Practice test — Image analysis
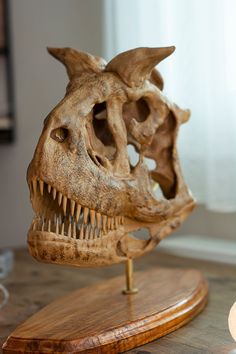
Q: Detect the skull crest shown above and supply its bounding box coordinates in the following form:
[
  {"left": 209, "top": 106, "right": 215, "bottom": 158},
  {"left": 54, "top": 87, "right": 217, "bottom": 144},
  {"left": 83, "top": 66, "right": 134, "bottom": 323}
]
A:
[{"left": 27, "top": 46, "right": 195, "bottom": 267}]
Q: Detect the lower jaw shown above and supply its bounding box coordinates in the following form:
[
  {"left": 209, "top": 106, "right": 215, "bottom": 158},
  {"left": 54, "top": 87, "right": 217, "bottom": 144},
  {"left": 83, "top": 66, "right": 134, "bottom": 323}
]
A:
[{"left": 27, "top": 229, "right": 128, "bottom": 267}]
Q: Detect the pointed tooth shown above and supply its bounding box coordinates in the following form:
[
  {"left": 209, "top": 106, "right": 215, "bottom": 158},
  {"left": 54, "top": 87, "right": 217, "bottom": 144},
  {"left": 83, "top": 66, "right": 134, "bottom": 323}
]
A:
[
  {"left": 53, "top": 188, "right": 57, "bottom": 200},
  {"left": 33, "top": 223, "right": 36, "bottom": 231},
  {"left": 85, "top": 225, "right": 89, "bottom": 240},
  {"left": 111, "top": 217, "right": 114, "bottom": 230},
  {"left": 115, "top": 216, "right": 119, "bottom": 229},
  {"left": 41, "top": 219, "right": 45, "bottom": 231},
  {"left": 102, "top": 215, "right": 107, "bottom": 232},
  {"left": 83, "top": 207, "right": 89, "bottom": 224},
  {"left": 90, "top": 210, "right": 95, "bottom": 228},
  {"left": 94, "top": 228, "right": 98, "bottom": 239},
  {"left": 58, "top": 192, "right": 62, "bottom": 206},
  {"left": 68, "top": 223, "right": 72, "bottom": 237},
  {"left": 56, "top": 217, "right": 59, "bottom": 234},
  {"left": 48, "top": 219, "right": 51, "bottom": 232},
  {"left": 121, "top": 216, "right": 124, "bottom": 225},
  {"left": 79, "top": 224, "right": 84, "bottom": 239},
  {"left": 58, "top": 214, "right": 62, "bottom": 234},
  {"left": 32, "top": 179, "right": 37, "bottom": 194},
  {"left": 73, "top": 222, "right": 76, "bottom": 238},
  {"left": 76, "top": 204, "right": 82, "bottom": 222},
  {"left": 96, "top": 212, "right": 101, "bottom": 229},
  {"left": 107, "top": 217, "right": 111, "bottom": 230},
  {"left": 63, "top": 196, "right": 67, "bottom": 215},
  {"left": 95, "top": 110, "right": 107, "bottom": 119},
  {"left": 70, "top": 200, "right": 75, "bottom": 217},
  {"left": 89, "top": 227, "right": 94, "bottom": 239},
  {"left": 61, "top": 223, "right": 64, "bottom": 236},
  {"left": 48, "top": 184, "right": 52, "bottom": 193},
  {"left": 39, "top": 180, "right": 44, "bottom": 196}
]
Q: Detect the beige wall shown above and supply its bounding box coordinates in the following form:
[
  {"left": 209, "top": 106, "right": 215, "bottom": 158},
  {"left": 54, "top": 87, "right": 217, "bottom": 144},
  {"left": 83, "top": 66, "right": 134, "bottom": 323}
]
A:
[
  {"left": 0, "top": 0, "right": 104, "bottom": 247},
  {"left": 175, "top": 205, "right": 236, "bottom": 241}
]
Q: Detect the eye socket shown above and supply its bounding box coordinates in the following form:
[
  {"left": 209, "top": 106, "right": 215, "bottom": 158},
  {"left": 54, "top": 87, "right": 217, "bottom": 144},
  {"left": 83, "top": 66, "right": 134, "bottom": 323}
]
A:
[{"left": 50, "top": 127, "right": 68, "bottom": 143}]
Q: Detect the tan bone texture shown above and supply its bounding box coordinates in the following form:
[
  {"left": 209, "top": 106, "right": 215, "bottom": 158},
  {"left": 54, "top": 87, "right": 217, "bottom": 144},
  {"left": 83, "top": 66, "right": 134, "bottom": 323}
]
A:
[{"left": 26, "top": 46, "right": 195, "bottom": 267}]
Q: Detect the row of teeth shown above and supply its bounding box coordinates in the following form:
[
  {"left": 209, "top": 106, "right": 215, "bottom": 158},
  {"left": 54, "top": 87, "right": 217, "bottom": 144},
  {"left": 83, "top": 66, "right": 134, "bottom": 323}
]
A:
[
  {"left": 30, "top": 179, "right": 124, "bottom": 239},
  {"left": 32, "top": 216, "right": 111, "bottom": 240}
]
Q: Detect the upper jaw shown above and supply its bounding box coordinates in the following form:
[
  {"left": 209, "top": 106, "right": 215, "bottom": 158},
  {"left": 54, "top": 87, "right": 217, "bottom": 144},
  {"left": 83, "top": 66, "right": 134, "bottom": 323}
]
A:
[{"left": 27, "top": 152, "right": 131, "bottom": 218}]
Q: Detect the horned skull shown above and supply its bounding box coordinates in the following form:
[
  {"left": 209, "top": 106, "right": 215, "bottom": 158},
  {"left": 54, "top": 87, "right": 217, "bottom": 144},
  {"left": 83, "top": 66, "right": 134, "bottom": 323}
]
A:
[{"left": 27, "top": 46, "right": 195, "bottom": 267}]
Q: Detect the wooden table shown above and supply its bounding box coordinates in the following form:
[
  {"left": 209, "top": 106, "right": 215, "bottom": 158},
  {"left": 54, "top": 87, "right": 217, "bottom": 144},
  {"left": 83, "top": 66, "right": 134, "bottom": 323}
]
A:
[{"left": 1, "top": 248, "right": 236, "bottom": 354}]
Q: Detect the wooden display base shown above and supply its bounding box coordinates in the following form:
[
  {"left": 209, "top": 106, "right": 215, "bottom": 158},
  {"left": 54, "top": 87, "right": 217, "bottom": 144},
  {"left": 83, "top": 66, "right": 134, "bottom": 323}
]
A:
[{"left": 3, "top": 267, "right": 208, "bottom": 354}]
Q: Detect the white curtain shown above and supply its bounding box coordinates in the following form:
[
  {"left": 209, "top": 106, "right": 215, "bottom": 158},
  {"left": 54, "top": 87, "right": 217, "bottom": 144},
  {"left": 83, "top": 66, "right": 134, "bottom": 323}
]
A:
[{"left": 103, "top": 0, "right": 236, "bottom": 212}]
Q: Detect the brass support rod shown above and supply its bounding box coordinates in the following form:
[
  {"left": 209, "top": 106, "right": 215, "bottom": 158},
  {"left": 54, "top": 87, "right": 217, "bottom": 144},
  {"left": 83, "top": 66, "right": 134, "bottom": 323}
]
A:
[{"left": 122, "top": 258, "right": 138, "bottom": 295}]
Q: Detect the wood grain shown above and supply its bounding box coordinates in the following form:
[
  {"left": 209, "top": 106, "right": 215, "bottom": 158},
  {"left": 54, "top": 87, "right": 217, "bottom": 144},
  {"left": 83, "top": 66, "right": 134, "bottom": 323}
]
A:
[
  {"left": 2, "top": 249, "right": 236, "bottom": 353},
  {"left": 2, "top": 267, "right": 207, "bottom": 353}
]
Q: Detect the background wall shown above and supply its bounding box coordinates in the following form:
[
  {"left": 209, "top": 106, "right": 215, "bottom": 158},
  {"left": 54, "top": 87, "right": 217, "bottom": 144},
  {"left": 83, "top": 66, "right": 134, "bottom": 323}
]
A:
[{"left": 0, "top": 0, "right": 105, "bottom": 247}]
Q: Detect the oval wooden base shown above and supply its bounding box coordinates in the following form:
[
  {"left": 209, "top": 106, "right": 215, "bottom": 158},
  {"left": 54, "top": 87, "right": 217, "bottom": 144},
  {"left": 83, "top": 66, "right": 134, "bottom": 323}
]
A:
[{"left": 3, "top": 267, "right": 208, "bottom": 354}]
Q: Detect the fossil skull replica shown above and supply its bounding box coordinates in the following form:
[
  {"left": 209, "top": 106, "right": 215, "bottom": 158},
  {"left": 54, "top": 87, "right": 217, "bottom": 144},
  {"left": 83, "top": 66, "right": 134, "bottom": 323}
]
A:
[{"left": 27, "top": 46, "right": 195, "bottom": 267}]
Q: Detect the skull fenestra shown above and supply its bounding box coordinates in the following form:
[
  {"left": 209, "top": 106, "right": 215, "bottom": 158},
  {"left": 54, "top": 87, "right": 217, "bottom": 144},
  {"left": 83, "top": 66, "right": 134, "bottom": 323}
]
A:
[{"left": 27, "top": 46, "right": 195, "bottom": 267}]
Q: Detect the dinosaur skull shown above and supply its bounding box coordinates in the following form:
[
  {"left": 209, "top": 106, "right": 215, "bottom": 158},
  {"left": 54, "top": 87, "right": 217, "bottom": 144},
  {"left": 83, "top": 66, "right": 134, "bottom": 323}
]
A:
[{"left": 27, "top": 46, "right": 195, "bottom": 267}]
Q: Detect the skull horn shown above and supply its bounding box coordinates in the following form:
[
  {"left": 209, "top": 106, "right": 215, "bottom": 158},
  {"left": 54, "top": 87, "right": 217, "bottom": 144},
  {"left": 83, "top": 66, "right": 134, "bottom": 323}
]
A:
[
  {"left": 47, "top": 47, "right": 106, "bottom": 79},
  {"left": 106, "top": 46, "right": 175, "bottom": 88}
]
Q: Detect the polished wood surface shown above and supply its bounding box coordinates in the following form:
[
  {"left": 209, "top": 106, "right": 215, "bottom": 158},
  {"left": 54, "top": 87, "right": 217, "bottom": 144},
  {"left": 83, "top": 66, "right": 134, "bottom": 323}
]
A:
[
  {"left": 1, "top": 249, "right": 236, "bottom": 353},
  {"left": 2, "top": 267, "right": 207, "bottom": 353}
]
